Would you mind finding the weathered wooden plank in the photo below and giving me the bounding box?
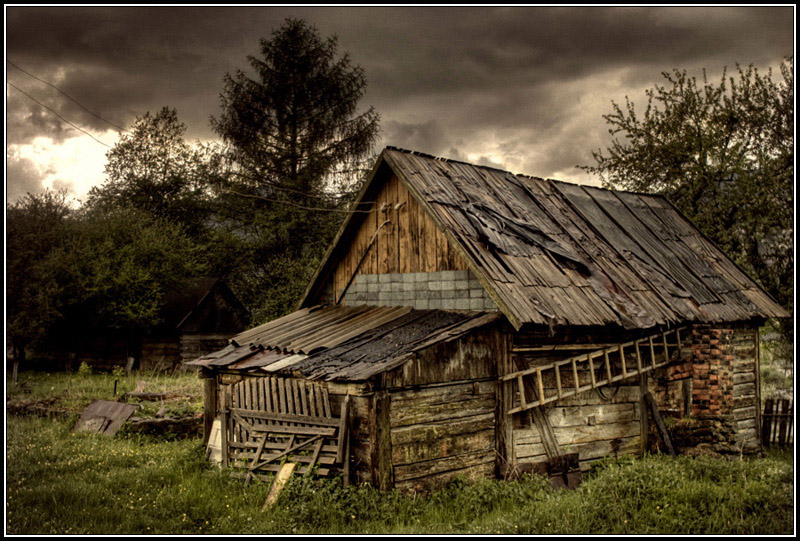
[548,402,639,427]
[391,413,494,446]
[390,395,495,428]
[262,462,298,511]
[392,427,494,466]
[394,462,495,494]
[229,408,340,427]
[393,449,495,483]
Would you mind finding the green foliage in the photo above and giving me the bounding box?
[44,207,204,334]
[6,190,73,359]
[583,57,794,343]
[77,361,92,378]
[212,17,379,197]
[86,107,219,239]
[211,18,380,321]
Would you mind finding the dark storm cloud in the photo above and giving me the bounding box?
[5,5,794,200]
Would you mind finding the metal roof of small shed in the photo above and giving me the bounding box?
[188,304,501,381]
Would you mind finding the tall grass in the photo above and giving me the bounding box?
[6,415,794,535]
[7,370,203,417]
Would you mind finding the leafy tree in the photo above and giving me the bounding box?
[583,57,793,341]
[6,190,72,379]
[210,18,380,322]
[86,107,220,239]
[43,207,206,358]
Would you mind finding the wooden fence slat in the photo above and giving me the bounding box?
[762,398,793,447]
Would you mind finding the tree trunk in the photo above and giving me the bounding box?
[11,339,26,384]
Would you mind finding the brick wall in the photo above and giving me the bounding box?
[689,323,760,451]
[339,270,498,311]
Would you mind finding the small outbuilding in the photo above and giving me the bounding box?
[71,277,249,372]
[189,147,787,492]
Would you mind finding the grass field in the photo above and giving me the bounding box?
[6,404,795,534]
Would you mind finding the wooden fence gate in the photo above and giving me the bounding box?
[219,376,350,484]
[761,398,793,447]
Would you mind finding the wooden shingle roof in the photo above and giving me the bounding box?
[303,147,787,330]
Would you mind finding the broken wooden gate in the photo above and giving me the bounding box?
[219,376,350,484]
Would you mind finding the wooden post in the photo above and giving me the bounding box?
[648,336,657,369]
[220,386,230,468]
[203,374,219,446]
[496,329,515,478]
[643,392,676,457]
[536,368,546,406]
[761,398,774,446]
[634,341,643,374]
[554,365,563,399]
[754,329,763,448]
[373,390,393,490]
[571,359,580,394]
[639,370,649,457]
[518,375,528,408]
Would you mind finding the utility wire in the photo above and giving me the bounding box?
[7,81,112,148]
[224,188,378,214]
[7,59,129,133]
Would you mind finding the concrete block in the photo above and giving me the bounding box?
[441,299,456,310]
[453,270,470,281]
[454,298,471,310]
[428,299,444,310]
[367,282,379,293]
[429,281,443,291]
[441,290,455,299]
[415,298,430,310]
[390,282,402,292]
[469,298,484,310]
[402,282,415,292]
[454,289,469,299]
[469,288,485,298]
[440,270,456,282]
[363,274,378,284]
[454,280,469,290]
[402,273,416,283]
[414,272,429,282]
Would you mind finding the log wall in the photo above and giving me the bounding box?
[512,384,643,471]
[380,328,502,492]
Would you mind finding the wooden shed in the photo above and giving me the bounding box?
[189,147,788,492]
[70,277,249,372]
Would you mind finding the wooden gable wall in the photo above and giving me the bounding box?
[330,174,469,302]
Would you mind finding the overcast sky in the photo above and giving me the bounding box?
[5,5,795,204]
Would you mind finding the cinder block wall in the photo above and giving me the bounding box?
[339,270,498,311]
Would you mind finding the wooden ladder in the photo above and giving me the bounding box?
[503,327,687,415]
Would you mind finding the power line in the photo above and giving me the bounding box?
[224,188,378,214]
[7,59,129,133]
[7,81,112,148]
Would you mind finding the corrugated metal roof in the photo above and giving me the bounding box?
[231,304,413,354]
[187,305,501,381]
[375,147,788,329]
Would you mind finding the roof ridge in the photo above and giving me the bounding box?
[384,145,669,198]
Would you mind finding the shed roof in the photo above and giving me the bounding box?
[160,277,248,333]
[301,147,787,330]
[187,304,500,381]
